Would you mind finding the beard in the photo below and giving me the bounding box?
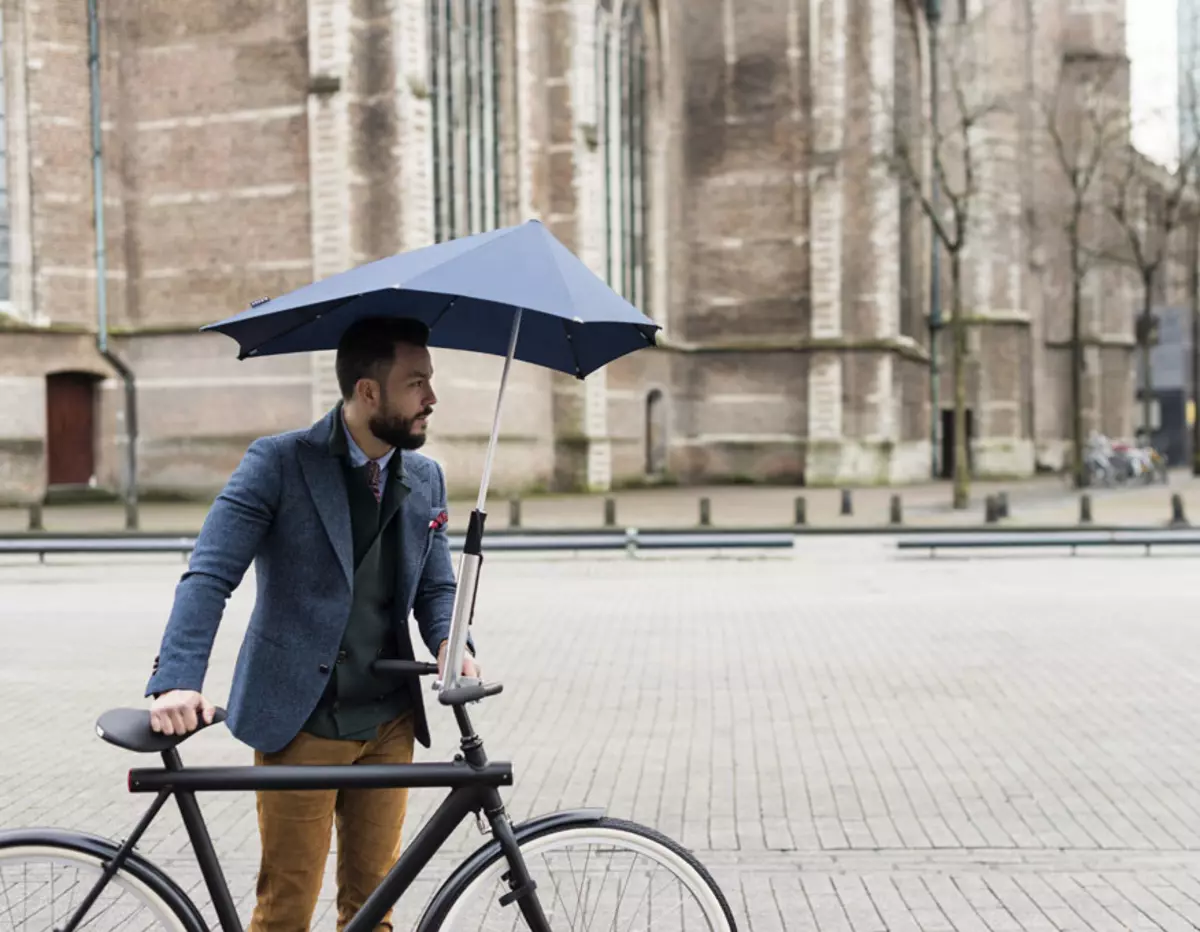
[368,405,433,451]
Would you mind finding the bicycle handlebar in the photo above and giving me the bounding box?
[438,681,504,706]
[370,660,504,706]
[371,660,440,677]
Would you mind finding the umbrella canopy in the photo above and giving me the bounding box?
[202,219,660,379]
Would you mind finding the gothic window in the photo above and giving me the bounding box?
[428,0,502,242]
[597,0,650,314]
[0,11,10,301]
[895,0,923,340]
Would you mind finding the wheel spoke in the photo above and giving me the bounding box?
[0,848,182,931]
[435,823,731,932]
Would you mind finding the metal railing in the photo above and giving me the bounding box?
[0,529,796,562]
[897,528,1200,557]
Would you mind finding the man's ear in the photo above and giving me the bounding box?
[355,377,381,406]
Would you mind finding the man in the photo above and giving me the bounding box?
[144,315,478,931]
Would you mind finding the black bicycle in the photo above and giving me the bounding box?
[0,661,737,932]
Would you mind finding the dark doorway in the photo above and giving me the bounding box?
[939,407,975,480]
[645,389,667,476]
[46,372,98,486]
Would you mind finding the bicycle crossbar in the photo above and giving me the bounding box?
[127,761,514,793]
[898,529,1200,556]
[0,530,795,559]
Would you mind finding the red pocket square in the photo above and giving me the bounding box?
[429,510,449,530]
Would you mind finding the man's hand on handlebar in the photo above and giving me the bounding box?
[149,690,216,736]
[437,640,481,680]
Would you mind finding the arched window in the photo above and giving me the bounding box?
[596,0,650,313]
[428,0,502,242]
[645,388,667,475]
[0,10,11,301]
[894,0,923,340]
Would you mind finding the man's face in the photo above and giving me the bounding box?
[365,343,438,451]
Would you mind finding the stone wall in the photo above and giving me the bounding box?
[0,0,1151,500]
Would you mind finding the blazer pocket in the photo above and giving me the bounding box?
[423,507,448,558]
[249,624,288,649]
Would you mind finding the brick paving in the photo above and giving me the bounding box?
[3,545,1200,929]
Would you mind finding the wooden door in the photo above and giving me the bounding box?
[46,373,97,486]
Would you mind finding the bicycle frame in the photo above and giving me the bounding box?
[69,707,551,932]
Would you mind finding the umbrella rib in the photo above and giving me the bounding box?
[428,295,458,330]
[237,297,356,358]
[562,318,584,380]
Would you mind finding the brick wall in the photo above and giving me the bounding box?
[0,0,1151,500]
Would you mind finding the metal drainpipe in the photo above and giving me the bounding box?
[88,0,138,530]
[926,0,943,479]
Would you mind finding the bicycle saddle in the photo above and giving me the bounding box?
[95,706,228,753]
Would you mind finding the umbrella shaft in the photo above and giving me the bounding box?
[476,307,523,513]
[439,308,521,696]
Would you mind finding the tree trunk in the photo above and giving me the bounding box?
[951,251,970,509]
[1191,219,1200,475]
[1140,273,1155,447]
[1070,255,1085,489]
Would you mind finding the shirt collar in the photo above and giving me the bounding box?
[340,409,396,472]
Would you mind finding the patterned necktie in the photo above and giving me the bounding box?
[366,460,382,503]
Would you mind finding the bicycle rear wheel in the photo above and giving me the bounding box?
[0,831,204,931]
[422,817,737,932]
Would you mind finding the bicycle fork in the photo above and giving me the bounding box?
[480,788,554,932]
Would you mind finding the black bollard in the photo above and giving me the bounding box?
[889,494,903,526]
[604,496,617,527]
[997,491,1010,519]
[1170,493,1189,528]
[1079,494,1093,525]
[509,497,521,529]
[840,488,853,516]
[794,496,807,526]
[27,502,43,532]
[985,495,999,524]
[699,497,712,527]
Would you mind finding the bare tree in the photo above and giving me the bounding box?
[884,3,1010,509]
[1102,93,1200,450]
[1039,53,1127,487]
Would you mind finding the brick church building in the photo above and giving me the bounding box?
[0,0,1164,502]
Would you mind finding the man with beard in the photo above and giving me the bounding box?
[144,315,479,931]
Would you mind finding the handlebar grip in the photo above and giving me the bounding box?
[438,681,504,706]
[371,660,440,677]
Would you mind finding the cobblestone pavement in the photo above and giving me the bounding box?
[4,544,1200,930]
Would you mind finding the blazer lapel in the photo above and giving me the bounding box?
[396,455,431,615]
[297,409,354,588]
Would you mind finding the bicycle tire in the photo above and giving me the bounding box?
[418,816,738,932]
[0,828,207,932]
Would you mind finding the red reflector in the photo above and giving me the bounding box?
[127,771,133,792]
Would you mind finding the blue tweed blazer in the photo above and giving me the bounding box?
[144,405,458,752]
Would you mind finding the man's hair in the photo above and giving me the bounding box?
[335,316,430,400]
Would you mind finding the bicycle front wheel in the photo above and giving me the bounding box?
[0,831,203,931]
[425,817,737,932]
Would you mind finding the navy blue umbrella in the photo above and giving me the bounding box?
[203,219,660,696]
[202,219,659,380]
